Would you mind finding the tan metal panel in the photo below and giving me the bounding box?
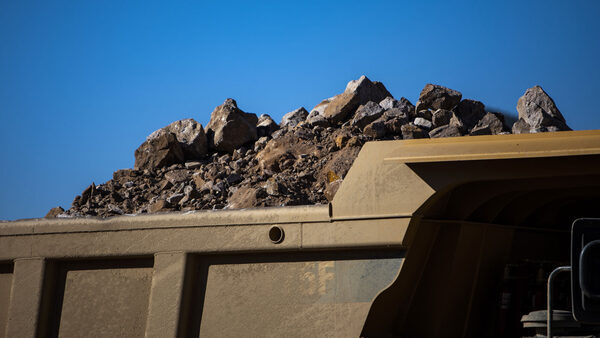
[0,265,12,338]
[5,258,45,338]
[55,261,153,338]
[332,130,600,220]
[302,218,409,248]
[145,252,188,338]
[384,129,600,163]
[198,256,402,337]
[331,142,436,220]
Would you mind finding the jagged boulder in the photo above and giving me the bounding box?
[512,118,533,134]
[134,119,207,170]
[134,130,184,170]
[416,84,462,112]
[345,75,392,103]
[162,119,208,159]
[379,97,397,110]
[281,107,309,128]
[453,99,486,131]
[324,75,391,124]
[351,101,384,129]
[380,97,416,118]
[470,112,507,135]
[514,85,571,133]
[256,114,279,137]
[322,91,360,125]
[205,98,258,153]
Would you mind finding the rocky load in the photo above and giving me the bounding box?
[46,77,571,218]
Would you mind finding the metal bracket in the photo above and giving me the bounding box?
[547,266,571,338]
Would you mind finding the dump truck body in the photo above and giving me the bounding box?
[2,130,600,337]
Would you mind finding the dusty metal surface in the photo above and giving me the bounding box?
[0,203,407,337]
[1,130,600,337]
[197,252,402,337]
[53,260,153,338]
[0,265,12,337]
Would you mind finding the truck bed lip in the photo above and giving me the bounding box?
[0,204,332,236]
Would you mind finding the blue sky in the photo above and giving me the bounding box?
[1,0,599,220]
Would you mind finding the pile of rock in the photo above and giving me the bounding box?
[47,76,571,218]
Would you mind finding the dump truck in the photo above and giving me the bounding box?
[1,130,600,337]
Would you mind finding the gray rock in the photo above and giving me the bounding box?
[379,97,397,110]
[415,84,462,112]
[398,97,416,118]
[324,75,392,124]
[401,124,430,139]
[380,97,415,118]
[205,98,258,153]
[470,112,506,135]
[382,107,409,121]
[429,125,464,138]
[256,114,279,137]
[414,117,433,130]
[516,85,571,131]
[166,193,185,205]
[453,99,486,131]
[281,107,309,128]
[512,118,537,134]
[134,130,184,170]
[432,109,453,128]
[351,101,385,129]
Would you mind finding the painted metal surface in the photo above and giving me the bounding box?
[0,130,599,337]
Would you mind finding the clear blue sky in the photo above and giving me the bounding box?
[1,0,599,220]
